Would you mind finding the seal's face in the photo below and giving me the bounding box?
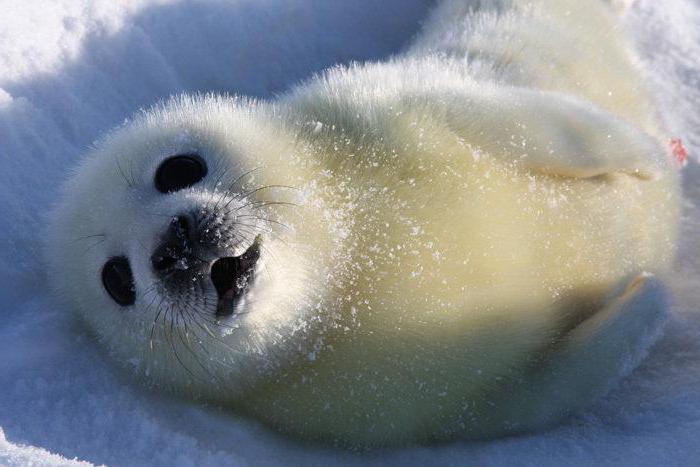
[47,97,336,399]
[106,153,263,320]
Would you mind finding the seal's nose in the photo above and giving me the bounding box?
[151,215,193,275]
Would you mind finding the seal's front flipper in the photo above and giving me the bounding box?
[442,87,668,180]
[495,273,668,433]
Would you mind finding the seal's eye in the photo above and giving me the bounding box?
[102,257,136,306]
[155,154,207,193]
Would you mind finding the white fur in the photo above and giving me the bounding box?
[46,0,678,447]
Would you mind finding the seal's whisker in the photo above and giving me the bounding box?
[226,200,299,217]
[175,325,217,383]
[127,158,138,188]
[149,296,168,348]
[219,184,299,212]
[181,298,241,332]
[214,166,261,212]
[183,315,256,372]
[186,315,249,356]
[179,298,248,341]
[141,295,161,343]
[81,238,106,255]
[114,156,134,188]
[173,301,232,382]
[143,210,178,219]
[228,220,269,232]
[235,214,291,230]
[205,163,231,213]
[237,184,299,199]
[139,282,160,302]
[164,309,196,379]
[170,300,211,381]
[226,166,261,192]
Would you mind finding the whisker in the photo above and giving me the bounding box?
[219,184,299,212]
[205,163,231,213]
[235,214,291,230]
[222,200,298,219]
[149,296,168,349]
[215,166,261,212]
[81,238,106,255]
[115,156,134,189]
[72,234,106,242]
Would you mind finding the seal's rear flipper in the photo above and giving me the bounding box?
[496,273,667,432]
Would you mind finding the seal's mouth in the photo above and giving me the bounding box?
[210,236,262,318]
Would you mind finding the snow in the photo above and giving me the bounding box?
[1,0,699,465]
[0,428,90,467]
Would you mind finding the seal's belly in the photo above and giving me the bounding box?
[239,128,678,445]
[308,122,678,321]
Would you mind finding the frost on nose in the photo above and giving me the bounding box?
[150,215,193,275]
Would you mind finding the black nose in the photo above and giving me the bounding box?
[151,215,192,274]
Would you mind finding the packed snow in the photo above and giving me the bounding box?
[1,0,699,465]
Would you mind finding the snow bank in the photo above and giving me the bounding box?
[0,428,91,467]
[0,0,698,465]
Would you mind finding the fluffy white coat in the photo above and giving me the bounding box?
[46,0,679,447]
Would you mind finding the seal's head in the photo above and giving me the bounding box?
[46,95,338,399]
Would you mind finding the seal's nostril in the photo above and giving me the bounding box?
[171,215,190,241]
[152,215,193,275]
[151,250,178,272]
[151,242,180,273]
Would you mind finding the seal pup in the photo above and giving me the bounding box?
[46,0,679,447]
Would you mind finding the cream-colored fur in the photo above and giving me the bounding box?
[46,0,677,447]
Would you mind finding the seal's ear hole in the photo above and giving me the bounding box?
[155,154,208,193]
[102,257,136,306]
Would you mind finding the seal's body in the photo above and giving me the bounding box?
[47,0,679,447]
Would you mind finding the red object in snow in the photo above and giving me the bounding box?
[670,138,689,168]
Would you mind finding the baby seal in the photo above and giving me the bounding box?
[47,0,679,447]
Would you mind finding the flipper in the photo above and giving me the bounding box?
[442,86,667,180]
[494,273,668,433]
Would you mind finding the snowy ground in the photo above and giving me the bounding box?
[0,0,699,465]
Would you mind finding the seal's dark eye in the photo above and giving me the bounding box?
[102,257,136,306]
[155,154,207,193]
